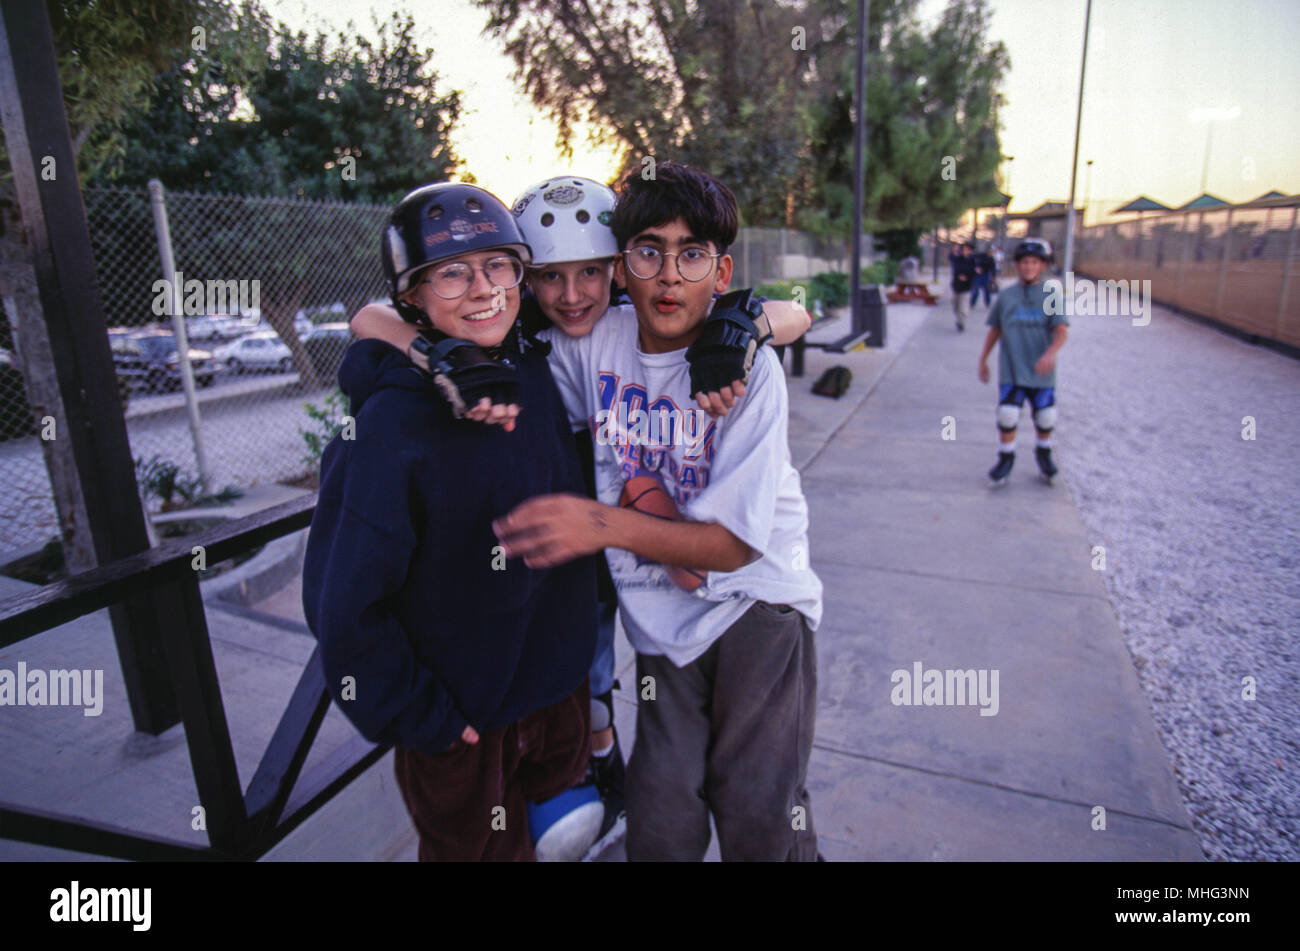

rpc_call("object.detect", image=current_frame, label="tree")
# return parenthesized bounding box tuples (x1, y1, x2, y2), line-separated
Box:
(803, 0, 1009, 254)
(477, 0, 816, 225)
(475, 0, 1007, 245)
(102, 10, 463, 205)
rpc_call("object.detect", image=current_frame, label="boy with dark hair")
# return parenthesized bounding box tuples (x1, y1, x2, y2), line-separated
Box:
(949, 242, 976, 331)
(302, 182, 601, 861)
(493, 162, 823, 861)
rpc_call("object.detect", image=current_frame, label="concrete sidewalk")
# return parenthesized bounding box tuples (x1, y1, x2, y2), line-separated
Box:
(599, 294, 1203, 860)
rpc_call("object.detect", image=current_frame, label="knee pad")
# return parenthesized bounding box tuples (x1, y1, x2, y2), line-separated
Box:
(1033, 404, 1057, 431)
(996, 403, 1021, 432)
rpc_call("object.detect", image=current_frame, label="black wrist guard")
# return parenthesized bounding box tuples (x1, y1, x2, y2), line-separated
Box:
(684, 288, 774, 398)
(407, 332, 521, 418)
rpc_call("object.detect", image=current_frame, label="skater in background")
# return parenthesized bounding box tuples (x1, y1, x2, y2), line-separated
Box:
(949, 242, 976, 331)
(977, 238, 1068, 487)
(970, 243, 996, 309)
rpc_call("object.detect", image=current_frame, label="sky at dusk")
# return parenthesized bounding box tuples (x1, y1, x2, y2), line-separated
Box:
(266, 0, 1299, 226)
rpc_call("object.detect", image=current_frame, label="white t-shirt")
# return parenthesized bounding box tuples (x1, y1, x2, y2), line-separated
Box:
(544, 304, 823, 667)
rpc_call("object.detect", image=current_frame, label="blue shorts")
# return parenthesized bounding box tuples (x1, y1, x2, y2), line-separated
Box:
(998, 384, 1055, 411)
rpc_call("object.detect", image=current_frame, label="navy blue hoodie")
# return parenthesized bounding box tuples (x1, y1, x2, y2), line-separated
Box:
(302, 338, 597, 755)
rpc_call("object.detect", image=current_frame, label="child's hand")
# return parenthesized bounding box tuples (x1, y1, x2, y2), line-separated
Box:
(1034, 353, 1055, 377)
(465, 397, 520, 431)
(493, 494, 605, 569)
(978, 361, 990, 383)
(461, 725, 479, 744)
(695, 381, 745, 417)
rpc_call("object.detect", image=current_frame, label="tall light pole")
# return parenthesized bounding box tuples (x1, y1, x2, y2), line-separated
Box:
(1062, 0, 1093, 277)
(830, 0, 873, 352)
(849, 0, 868, 333)
(1190, 106, 1240, 194)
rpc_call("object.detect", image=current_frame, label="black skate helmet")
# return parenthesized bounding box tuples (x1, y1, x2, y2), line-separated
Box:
(382, 183, 532, 302)
(1013, 238, 1052, 262)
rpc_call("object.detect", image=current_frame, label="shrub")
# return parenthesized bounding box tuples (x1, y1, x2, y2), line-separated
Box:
(300, 388, 350, 471)
(134, 455, 243, 511)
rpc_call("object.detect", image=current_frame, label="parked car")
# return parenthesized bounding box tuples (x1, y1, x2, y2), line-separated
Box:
(112, 330, 216, 392)
(301, 322, 353, 378)
(184, 317, 226, 343)
(213, 331, 294, 374)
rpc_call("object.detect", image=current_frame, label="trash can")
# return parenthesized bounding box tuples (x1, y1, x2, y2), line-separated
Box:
(859, 284, 887, 348)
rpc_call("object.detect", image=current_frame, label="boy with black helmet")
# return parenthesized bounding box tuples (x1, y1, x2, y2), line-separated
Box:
(303, 181, 603, 861)
(977, 237, 1069, 486)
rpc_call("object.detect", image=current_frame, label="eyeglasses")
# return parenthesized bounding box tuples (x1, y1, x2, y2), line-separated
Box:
(622, 245, 719, 282)
(419, 256, 524, 299)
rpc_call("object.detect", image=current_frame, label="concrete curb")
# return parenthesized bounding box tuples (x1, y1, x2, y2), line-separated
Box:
(200, 525, 308, 608)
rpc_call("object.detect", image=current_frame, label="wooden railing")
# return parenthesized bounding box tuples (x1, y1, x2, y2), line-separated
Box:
(0, 494, 388, 861)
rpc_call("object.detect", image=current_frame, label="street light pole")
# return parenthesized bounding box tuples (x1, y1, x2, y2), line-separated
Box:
(829, 0, 873, 352)
(849, 0, 868, 334)
(1063, 0, 1093, 276)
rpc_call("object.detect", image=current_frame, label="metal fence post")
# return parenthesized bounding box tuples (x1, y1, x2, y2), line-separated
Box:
(148, 179, 212, 495)
(1214, 208, 1233, 318)
(1277, 206, 1298, 343)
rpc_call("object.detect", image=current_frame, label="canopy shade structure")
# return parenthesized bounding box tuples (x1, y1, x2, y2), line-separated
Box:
(1178, 193, 1230, 210)
(1113, 195, 1171, 213)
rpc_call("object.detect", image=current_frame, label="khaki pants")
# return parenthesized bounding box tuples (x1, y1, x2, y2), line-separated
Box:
(952, 287, 970, 323)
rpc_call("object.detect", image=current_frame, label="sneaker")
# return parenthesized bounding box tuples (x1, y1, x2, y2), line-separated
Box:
(1035, 446, 1059, 485)
(988, 451, 1015, 487)
(582, 730, 628, 860)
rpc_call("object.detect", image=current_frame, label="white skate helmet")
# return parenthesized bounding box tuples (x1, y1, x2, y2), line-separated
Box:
(511, 176, 618, 266)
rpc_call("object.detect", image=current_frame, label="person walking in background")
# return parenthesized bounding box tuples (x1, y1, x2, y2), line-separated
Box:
(970, 243, 995, 309)
(949, 242, 976, 332)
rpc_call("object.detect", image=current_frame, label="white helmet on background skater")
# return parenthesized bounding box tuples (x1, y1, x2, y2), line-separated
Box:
(511, 176, 619, 266)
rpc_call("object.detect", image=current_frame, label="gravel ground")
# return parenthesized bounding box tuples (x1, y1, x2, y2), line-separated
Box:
(1055, 298, 1300, 861)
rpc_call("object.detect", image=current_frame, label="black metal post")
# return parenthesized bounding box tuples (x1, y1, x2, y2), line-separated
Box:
(829, 0, 872, 352)
(0, 0, 179, 732)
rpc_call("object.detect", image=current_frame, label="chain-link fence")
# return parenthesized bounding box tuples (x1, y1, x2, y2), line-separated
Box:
(730, 227, 852, 288)
(1076, 197, 1300, 347)
(2, 186, 390, 555)
(0, 188, 857, 556)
